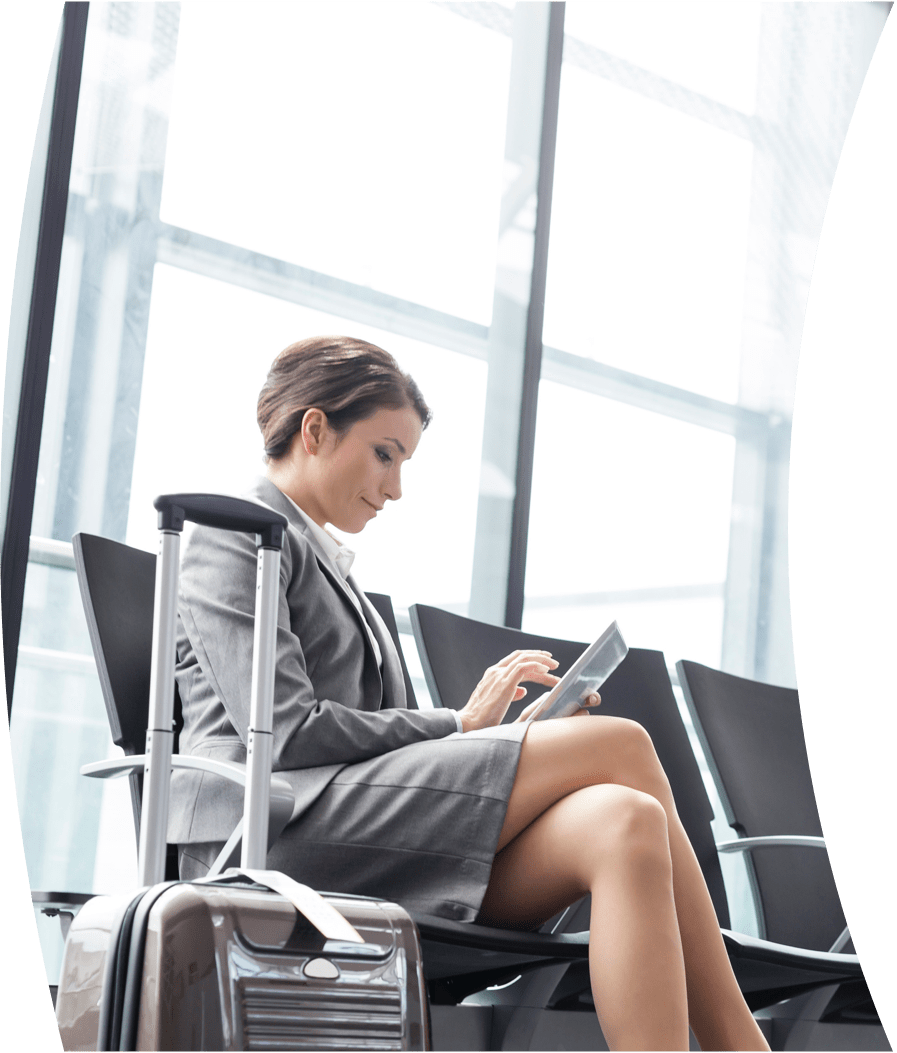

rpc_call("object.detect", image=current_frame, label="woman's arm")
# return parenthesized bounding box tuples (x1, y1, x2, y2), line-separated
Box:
(176, 523, 458, 771)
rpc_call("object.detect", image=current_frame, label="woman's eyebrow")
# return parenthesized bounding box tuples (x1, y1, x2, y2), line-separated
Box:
(382, 437, 406, 455)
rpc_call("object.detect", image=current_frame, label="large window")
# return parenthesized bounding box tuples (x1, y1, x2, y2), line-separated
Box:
(3, 1, 889, 984)
(524, 0, 887, 926)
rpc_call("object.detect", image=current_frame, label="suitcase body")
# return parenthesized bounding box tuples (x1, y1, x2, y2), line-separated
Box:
(55, 495, 430, 1050)
(58, 883, 429, 1051)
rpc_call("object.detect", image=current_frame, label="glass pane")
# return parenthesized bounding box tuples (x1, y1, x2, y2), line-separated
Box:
(543, 62, 753, 402)
(128, 264, 487, 614)
(10, 559, 138, 983)
(545, 3, 886, 687)
(31, 1, 179, 545)
(523, 381, 735, 669)
(565, 1, 762, 114)
(160, 1, 512, 325)
(532, 5, 887, 940)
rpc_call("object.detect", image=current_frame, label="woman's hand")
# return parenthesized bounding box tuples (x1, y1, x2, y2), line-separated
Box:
(457, 650, 561, 733)
(513, 690, 602, 723)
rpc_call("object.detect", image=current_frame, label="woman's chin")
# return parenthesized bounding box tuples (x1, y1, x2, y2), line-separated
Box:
(332, 504, 378, 534)
(335, 517, 368, 535)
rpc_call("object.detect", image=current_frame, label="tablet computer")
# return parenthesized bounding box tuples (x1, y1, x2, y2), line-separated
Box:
(529, 621, 628, 721)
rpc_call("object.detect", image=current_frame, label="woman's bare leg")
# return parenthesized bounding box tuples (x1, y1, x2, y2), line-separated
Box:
(480, 782, 689, 1051)
(485, 716, 769, 1052)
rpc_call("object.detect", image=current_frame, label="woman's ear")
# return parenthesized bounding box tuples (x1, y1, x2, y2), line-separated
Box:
(300, 407, 328, 455)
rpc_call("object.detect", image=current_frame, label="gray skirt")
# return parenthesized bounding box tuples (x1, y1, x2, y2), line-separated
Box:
(179, 721, 531, 922)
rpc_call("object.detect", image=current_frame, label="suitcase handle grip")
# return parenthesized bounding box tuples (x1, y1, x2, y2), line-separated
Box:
(154, 493, 288, 548)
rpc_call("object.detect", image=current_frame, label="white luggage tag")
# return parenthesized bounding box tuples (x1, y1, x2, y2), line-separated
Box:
(199, 868, 364, 943)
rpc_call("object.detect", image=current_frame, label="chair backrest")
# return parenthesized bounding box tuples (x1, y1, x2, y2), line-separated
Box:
(365, 592, 418, 709)
(73, 533, 181, 838)
(410, 604, 730, 928)
(677, 659, 846, 952)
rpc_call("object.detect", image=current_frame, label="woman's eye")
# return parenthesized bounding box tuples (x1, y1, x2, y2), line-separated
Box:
(375, 447, 393, 465)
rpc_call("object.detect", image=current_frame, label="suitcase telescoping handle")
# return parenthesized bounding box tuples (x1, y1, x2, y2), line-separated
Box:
(139, 494, 288, 887)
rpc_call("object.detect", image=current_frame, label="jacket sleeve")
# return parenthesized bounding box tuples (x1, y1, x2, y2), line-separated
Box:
(176, 522, 459, 771)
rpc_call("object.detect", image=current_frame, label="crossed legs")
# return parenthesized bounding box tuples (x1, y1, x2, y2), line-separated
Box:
(477, 716, 770, 1051)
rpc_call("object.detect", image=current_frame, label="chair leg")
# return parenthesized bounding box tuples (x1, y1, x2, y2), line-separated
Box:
(755, 984, 840, 1051)
(490, 964, 577, 1050)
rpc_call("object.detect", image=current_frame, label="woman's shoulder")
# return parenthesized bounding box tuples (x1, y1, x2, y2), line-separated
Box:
(244, 476, 296, 523)
(239, 480, 352, 618)
(181, 478, 316, 577)
(243, 477, 320, 562)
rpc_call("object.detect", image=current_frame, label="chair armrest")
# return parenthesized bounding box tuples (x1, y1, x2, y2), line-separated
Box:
(82, 755, 291, 803)
(80, 756, 295, 876)
(716, 834, 825, 852)
(32, 891, 95, 941)
(717, 836, 850, 952)
(31, 891, 94, 909)
(82, 754, 281, 793)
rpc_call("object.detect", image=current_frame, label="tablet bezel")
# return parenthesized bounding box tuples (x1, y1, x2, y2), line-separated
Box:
(528, 620, 628, 721)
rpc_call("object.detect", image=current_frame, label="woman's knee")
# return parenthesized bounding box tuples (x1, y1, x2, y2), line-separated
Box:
(601, 784, 668, 848)
(601, 716, 671, 789)
(602, 715, 658, 762)
(561, 784, 672, 881)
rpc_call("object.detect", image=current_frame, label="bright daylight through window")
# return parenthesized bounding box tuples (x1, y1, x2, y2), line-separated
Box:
(4, 1, 888, 990)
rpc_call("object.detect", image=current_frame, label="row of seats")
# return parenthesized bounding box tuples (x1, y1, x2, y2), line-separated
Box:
(43, 532, 881, 1051)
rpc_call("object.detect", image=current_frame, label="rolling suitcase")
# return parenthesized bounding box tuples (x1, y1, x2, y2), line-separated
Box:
(55, 494, 430, 1051)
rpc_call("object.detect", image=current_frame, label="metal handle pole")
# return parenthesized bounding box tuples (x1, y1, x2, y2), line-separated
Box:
(241, 545, 282, 869)
(138, 529, 180, 886)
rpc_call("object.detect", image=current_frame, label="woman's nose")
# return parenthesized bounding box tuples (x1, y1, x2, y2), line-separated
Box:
(383, 467, 402, 502)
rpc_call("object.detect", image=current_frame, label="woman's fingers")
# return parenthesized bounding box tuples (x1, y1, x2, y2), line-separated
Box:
(503, 655, 558, 678)
(526, 671, 561, 690)
(501, 663, 560, 693)
(460, 652, 561, 732)
(570, 692, 602, 714)
(495, 649, 557, 670)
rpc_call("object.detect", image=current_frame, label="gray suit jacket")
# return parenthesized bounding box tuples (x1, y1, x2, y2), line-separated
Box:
(169, 476, 458, 843)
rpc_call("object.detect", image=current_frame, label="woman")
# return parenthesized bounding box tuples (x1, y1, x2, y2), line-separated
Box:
(172, 335, 769, 1051)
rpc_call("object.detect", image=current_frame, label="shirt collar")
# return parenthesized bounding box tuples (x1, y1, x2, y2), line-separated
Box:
(282, 494, 356, 579)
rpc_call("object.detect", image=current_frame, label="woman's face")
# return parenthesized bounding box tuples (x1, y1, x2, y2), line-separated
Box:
(304, 404, 423, 533)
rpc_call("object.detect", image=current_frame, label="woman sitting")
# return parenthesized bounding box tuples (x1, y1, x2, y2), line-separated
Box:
(171, 335, 769, 1052)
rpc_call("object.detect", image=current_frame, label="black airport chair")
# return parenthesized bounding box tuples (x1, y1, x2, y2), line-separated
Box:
(677, 660, 884, 1048)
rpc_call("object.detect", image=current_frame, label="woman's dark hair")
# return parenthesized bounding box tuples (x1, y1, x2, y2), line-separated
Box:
(258, 335, 432, 461)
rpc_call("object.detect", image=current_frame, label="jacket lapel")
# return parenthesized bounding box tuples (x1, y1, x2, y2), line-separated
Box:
(346, 576, 407, 711)
(248, 478, 405, 709)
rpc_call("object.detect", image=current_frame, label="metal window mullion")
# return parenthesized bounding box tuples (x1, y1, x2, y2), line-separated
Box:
(52, 3, 180, 547)
(2, 2, 89, 716)
(504, 2, 565, 630)
(467, 2, 555, 627)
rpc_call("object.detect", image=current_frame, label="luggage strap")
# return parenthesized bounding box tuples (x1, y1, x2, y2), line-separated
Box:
(196, 868, 364, 943)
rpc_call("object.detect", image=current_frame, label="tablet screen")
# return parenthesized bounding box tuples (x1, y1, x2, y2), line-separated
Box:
(530, 621, 628, 721)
